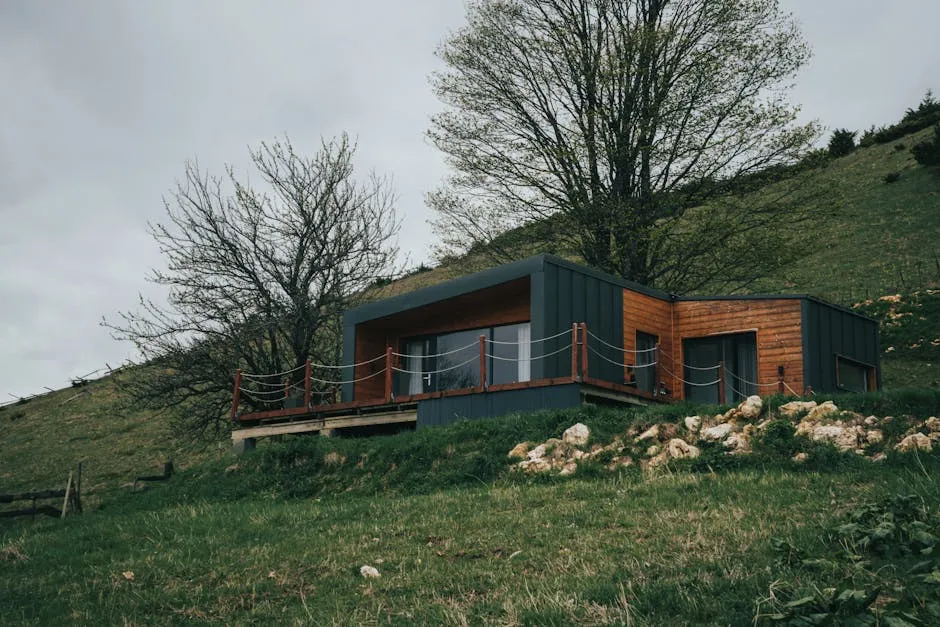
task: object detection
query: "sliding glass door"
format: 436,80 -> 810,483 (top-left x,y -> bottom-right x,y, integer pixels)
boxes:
683,332 -> 757,403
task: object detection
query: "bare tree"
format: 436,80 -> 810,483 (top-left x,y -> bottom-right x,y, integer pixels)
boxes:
106,135 -> 400,438
429,0 -> 822,292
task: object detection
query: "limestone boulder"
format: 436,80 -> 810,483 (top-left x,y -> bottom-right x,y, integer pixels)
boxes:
792,452 -> 808,463
807,401 -> 839,422
636,425 -> 660,442
925,417 -> 940,433
779,400 -> 817,419
360,565 -> 381,579
811,425 -> 858,451
863,416 -> 879,427
724,432 -> 751,453
559,461 -> 578,476
702,423 -> 734,441
508,442 -> 531,460
896,433 -> 933,453
563,423 -> 590,447
666,438 -> 701,460
684,416 -> 702,433
738,395 -> 763,420
865,430 -> 884,444
519,458 -> 552,473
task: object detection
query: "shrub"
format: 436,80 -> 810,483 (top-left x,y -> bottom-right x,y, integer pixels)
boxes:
828,128 -> 857,157
755,420 -> 800,458
895,142 -> 906,151
883,171 -> 901,184
911,123 -> 940,166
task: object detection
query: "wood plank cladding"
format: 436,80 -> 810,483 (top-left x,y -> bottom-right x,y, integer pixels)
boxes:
623,290 -> 805,400
353,278 -> 531,400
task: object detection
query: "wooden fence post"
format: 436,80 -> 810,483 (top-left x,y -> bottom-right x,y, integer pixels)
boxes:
304,359 -> 312,409
230,369 -> 242,423
570,323 -> 579,381
385,346 -> 394,402
580,322 -> 589,381
479,335 -> 487,392
718,360 -> 726,405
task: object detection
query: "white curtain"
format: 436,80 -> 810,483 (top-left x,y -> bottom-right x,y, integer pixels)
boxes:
406,342 -> 424,394
517,323 -> 531,382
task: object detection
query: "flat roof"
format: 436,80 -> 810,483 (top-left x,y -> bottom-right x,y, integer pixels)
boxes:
344,253 -> 875,326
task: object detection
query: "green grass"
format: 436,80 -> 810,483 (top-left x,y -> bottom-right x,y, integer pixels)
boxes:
4,392 -> 940,624
0,370 -> 216,509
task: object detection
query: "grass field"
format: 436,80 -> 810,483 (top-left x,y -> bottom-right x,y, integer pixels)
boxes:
4,393 -> 940,624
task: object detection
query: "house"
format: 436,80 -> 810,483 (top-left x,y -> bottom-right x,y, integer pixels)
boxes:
231,254 -> 879,449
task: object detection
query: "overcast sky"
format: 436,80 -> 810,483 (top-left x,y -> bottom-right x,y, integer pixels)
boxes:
1,1 -> 937,400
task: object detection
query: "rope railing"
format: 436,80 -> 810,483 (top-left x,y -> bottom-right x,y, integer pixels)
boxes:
586,345 -> 658,369
392,355 -> 480,376
309,368 -> 387,386
392,340 -> 478,360
486,328 -> 571,346
585,330 -> 658,354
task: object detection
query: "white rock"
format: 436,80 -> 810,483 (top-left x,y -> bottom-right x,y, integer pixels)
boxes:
360,565 -> 381,579
702,423 -> 734,441
778,400 -> 817,418
863,415 -> 878,426
792,452 -> 808,463
562,423 -> 590,447
636,425 -> 660,442
684,416 -> 702,433
526,444 -> 547,461
724,433 -> 751,453
559,461 -> 577,476
925,417 -> 940,433
865,430 -> 883,444
738,395 -> 763,420
645,444 -> 661,457
811,425 -> 859,451
508,442 -> 531,459
871,452 -> 887,463
896,433 -> 933,453
518,458 -> 552,473
666,438 -> 701,460
807,401 -> 839,422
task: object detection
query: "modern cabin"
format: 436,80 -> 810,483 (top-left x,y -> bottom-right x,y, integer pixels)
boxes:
231,254 -> 879,448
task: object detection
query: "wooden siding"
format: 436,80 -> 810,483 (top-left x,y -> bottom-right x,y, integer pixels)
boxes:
353,278 -> 531,400
622,291 -> 675,393
623,290 -> 805,400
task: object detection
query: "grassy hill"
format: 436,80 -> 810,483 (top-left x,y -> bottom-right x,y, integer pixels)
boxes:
1,116 -> 938,624
4,391 -> 940,624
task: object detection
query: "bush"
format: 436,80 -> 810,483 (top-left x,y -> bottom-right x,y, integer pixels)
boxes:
911,123 -> 940,166
827,128 -> 857,157
755,420 -> 800,458
894,142 -> 906,151
883,171 -> 901,184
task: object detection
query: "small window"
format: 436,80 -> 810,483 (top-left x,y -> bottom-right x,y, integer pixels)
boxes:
836,355 -> 876,393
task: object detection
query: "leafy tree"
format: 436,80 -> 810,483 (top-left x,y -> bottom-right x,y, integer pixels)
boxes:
827,129 -> 857,158
106,135 -> 400,437
428,0 -> 821,292
911,123 -> 940,166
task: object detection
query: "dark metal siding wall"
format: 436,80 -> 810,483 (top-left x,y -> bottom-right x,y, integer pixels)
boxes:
802,299 -> 881,393
538,261 -> 625,384
416,384 -> 582,428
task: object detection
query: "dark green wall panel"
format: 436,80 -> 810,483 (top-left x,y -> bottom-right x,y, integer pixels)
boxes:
802,300 -> 880,393
416,384 -> 582,428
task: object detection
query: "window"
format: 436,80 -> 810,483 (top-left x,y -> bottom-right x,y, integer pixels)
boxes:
683,332 -> 757,403
635,331 -> 658,394
836,355 -> 876,392
395,322 -> 531,396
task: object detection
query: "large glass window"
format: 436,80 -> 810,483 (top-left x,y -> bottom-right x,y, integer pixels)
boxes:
683,332 -> 757,403
395,322 -> 531,396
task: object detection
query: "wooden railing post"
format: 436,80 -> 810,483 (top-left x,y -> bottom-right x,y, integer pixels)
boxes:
570,323 -> 579,381
385,346 -> 393,402
304,359 -> 312,409
479,334 -> 487,392
579,322 -> 589,381
718,360 -> 726,405
652,343 -> 660,395
230,369 -> 242,423
777,365 -> 785,395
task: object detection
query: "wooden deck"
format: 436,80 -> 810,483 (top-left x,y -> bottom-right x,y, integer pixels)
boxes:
231,375 -> 660,445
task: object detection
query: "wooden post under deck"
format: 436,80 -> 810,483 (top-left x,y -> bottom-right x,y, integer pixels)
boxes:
479,334 -> 487,392
570,323 -> 579,381
304,359 -> 312,409
718,360 -> 727,405
230,369 -> 242,423
385,346 -> 393,402
579,322 -> 589,380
